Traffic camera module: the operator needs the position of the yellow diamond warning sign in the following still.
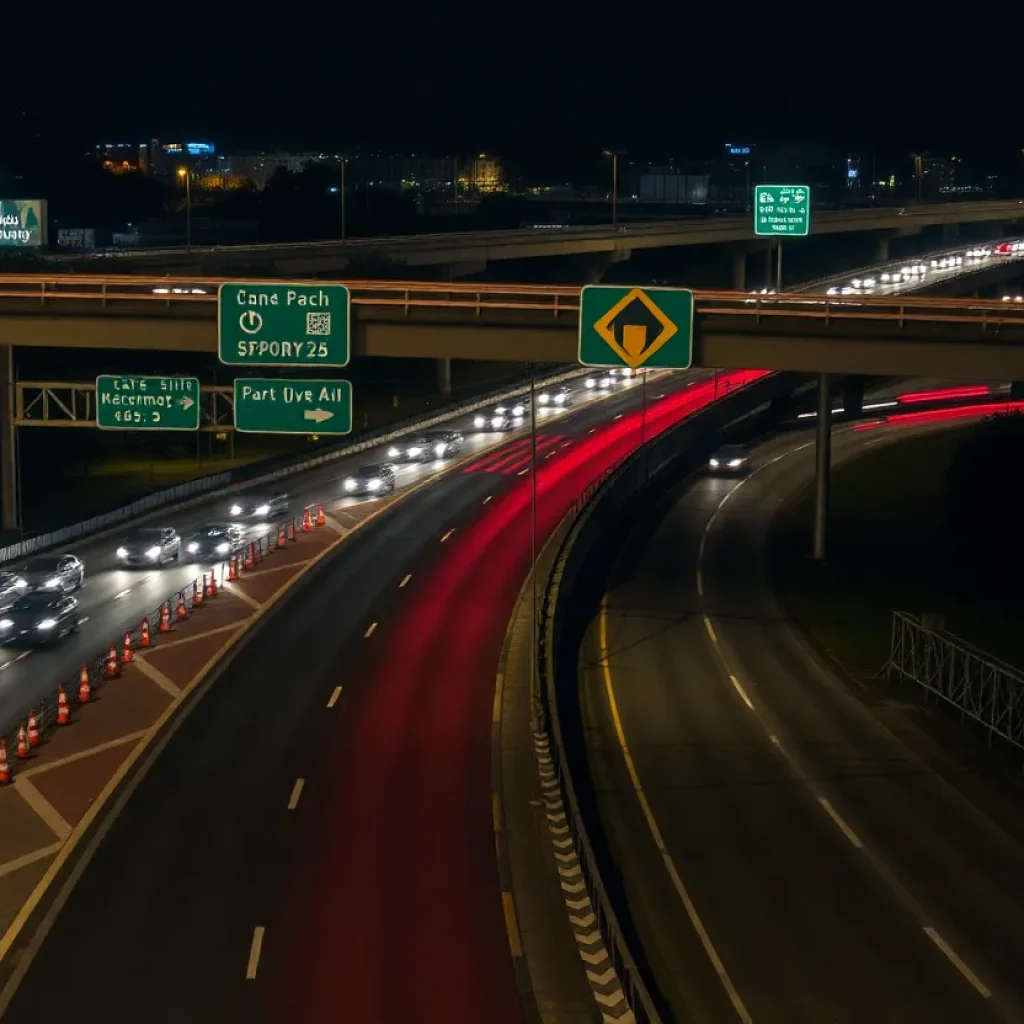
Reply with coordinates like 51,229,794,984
578,285,694,370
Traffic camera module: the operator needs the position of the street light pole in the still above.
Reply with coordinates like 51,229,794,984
612,151,619,228
340,158,347,241
177,167,192,249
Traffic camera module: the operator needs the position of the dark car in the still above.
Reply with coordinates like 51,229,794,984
18,554,84,594
537,385,573,408
228,492,289,521
0,593,80,646
343,464,397,495
708,444,751,474
185,523,245,560
116,527,182,567
421,430,463,459
385,433,454,463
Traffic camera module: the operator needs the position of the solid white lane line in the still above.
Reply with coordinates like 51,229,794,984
287,778,305,810
400,574,412,588
364,622,377,638
482,495,493,504
923,927,992,999
441,529,455,542
818,798,864,849
114,589,132,600
326,686,342,708
729,675,754,710
703,616,718,645
245,927,265,979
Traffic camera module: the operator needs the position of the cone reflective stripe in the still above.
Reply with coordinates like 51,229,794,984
176,593,188,621
122,631,133,664
227,556,239,582
302,508,313,532
0,739,11,784
206,572,218,598
244,543,255,570
193,579,204,608
106,643,120,678
277,524,286,548
157,606,170,635
57,687,70,726
287,519,297,543
316,504,326,528
78,665,91,703
27,711,39,747
15,725,29,760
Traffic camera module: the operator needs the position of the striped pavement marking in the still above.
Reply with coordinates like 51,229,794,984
463,435,569,475
531,728,635,1023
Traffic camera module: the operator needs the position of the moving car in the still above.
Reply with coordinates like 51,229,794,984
0,593,80,646
0,572,26,609
993,241,1014,256
708,444,751,474
344,464,396,495
229,493,289,520
538,385,573,407
494,398,530,418
185,523,245,560
18,554,84,593
584,372,615,391
386,432,461,462
422,430,463,458
475,409,521,431
116,527,182,567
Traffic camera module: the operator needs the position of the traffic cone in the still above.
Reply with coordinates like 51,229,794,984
206,572,218,598
287,519,297,543
193,579,204,608
121,630,133,664
26,711,39,748
316,504,326,528
78,665,91,703
244,543,255,570
277,523,286,548
156,606,169,635
227,556,239,582
0,740,11,784
15,725,29,760
57,687,70,726
302,507,313,532
105,643,120,679
176,593,188,622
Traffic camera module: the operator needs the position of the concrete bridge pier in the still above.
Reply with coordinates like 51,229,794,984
581,250,632,284
0,348,16,532
812,372,832,561
443,260,489,280
436,357,452,397
841,376,865,417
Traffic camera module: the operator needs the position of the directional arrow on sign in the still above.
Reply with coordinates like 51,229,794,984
180,397,195,411
303,408,334,424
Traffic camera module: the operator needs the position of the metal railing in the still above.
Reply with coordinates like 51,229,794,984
885,611,1024,753
4,274,1024,330
533,371,799,1022
0,366,584,568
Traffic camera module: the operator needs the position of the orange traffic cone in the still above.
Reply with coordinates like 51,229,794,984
206,572,218,598
288,519,297,542
15,725,29,760
0,739,11,784
122,631,134,664
156,607,168,636
302,507,313,532
26,711,39,748
193,579,204,608
227,556,239,582
78,665,91,703
244,543,255,570
57,687,70,726
316,504,326,528
105,643,120,678
277,523,286,548
176,593,188,622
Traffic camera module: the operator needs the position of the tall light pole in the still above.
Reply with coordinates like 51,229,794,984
177,166,192,248
340,157,347,240
603,149,622,227
910,152,927,203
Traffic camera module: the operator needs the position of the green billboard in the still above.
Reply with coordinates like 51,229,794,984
0,200,47,248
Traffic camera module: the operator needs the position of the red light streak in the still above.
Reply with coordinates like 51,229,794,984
854,401,1024,431
897,385,991,404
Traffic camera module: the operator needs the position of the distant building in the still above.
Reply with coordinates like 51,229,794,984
638,168,709,204
458,154,505,194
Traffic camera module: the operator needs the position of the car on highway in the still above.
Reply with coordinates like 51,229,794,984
494,397,530,418
422,430,463,458
229,493,289,521
344,463,396,495
474,408,523,431
584,372,616,391
116,527,182,567
0,592,80,646
0,572,26,609
707,444,751,474
538,385,573,407
18,554,84,593
992,241,1014,256
386,432,462,462
185,523,245,560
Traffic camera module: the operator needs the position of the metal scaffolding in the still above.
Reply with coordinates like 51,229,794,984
886,611,1024,752
14,381,235,431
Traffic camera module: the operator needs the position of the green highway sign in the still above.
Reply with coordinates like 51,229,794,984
753,184,811,236
233,378,353,435
95,375,201,431
218,282,351,368
578,285,694,370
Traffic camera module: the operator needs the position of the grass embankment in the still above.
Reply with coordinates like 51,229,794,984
768,421,1024,675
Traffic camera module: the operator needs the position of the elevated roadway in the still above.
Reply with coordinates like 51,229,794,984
580,415,1024,1022
27,198,1024,275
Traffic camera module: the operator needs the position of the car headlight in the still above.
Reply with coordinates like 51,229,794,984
491,416,503,428
406,446,422,457
44,577,59,588
539,394,550,404
473,416,486,428
512,405,524,416
495,406,506,414
116,547,128,559
709,458,720,467
216,542,230,555
13,578,25,589
230,504,242,515
146,546,162,560
728,459,742,468
434,443,447,456
345,478,358,490
187,542,199,554
37,619,56,630
254,504,270,517
368,479,382,491
387,446,400,458
585,378,596,388
555,393,566,404
0,619,12,629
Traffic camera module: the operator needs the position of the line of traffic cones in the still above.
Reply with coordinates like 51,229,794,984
301,507,313,533
105,642,120,679
121,631,133,664
316,504,326,528
206,571,218,599
227,556,240,582
193,578,204,609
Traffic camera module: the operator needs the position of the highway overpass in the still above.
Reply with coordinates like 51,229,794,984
1,273,1024,380
25,197,1024,278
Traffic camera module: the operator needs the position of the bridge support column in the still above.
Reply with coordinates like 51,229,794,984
581,250,631,284
841,376,864,418
1010,381,1024,401
874,235,890,263
732,250,747,291
812,372,831,562
0,348,16,533
942,223,960,245
436,357,452,397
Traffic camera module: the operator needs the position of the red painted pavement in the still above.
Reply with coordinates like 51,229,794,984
264,372,766,1023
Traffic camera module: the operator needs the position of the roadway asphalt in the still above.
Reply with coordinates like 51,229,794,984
582,421,1024,1023
0,369,631,735
0,365,723,1023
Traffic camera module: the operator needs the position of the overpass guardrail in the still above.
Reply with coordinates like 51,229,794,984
534,370,804,1022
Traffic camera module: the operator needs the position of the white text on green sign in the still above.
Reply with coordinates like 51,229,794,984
96,375,201,431
217,282,351,368
233,378,353,435
753,184,811,236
